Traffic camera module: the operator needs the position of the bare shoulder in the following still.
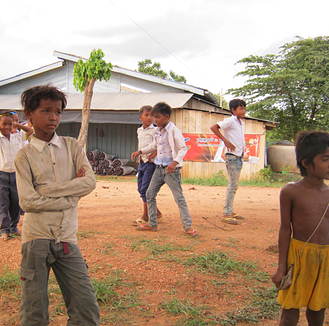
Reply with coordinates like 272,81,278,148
280,181,303,198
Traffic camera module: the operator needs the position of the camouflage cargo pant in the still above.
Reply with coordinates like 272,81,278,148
20,239,100,326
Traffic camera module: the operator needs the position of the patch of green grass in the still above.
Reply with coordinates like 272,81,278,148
0,271,20,291
184,251,269,282
183,170,298,188
161,298,207,316
96,176,136,182
92,271,140,311
183,172,227,187
218,287,280,325
131,239,192,256
161,299,215,326
77,231,104,239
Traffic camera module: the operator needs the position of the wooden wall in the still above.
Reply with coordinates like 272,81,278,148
171,106,266,180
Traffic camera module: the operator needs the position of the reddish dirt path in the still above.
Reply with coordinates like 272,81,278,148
0,181,321,325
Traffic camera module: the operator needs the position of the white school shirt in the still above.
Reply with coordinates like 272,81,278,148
154,122,174,166
217,115,245,157
0,132,25,172
137,124,156,163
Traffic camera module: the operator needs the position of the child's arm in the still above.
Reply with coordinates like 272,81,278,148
140,139,157,155
15,151,78,212
36,140,96,198
15,122,33,137
210,123,236,151
271,185,293,288
167,128,188,173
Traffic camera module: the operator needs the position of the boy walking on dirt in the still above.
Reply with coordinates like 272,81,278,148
136,102,197,236
131,105,162,225
15,86,99,326
210,99,246,225
0,112,24,240
272,131,329,326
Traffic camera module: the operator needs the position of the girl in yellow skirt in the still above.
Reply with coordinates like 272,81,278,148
272,131,329,326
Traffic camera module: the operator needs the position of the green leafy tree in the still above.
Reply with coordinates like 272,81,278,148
213,92,229,110
73,49,112,146
138,59,187,83
169,71,186,83
229,36,329,141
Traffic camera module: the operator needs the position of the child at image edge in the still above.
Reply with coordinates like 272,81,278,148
136,102,197,237
131,105,162,225
15,86,100,326
272,131,329,326
0,112,24,240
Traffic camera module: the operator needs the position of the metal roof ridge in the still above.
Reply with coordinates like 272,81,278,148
0,61,64,87
53,50,206,96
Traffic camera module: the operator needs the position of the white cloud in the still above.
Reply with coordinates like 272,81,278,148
1,0,328,98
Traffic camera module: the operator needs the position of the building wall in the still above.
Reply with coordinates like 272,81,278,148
56,122,138,159
171,108,266,180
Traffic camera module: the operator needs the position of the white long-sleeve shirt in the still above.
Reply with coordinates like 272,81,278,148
0,132,25,172
14,134,96,244
141,121,188,167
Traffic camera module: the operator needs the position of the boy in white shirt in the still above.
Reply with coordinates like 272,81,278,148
131,105,162,225
0,113,25,240
210,99,247,225
136,102,197,236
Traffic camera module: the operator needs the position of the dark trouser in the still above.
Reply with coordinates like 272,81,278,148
0,171,20,234
20,239,100,326
146,166,192,229
137,162,156,202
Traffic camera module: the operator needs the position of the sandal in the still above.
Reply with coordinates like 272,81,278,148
232,213,245,220
184,228,198,237
222,217,241,225
137,224,158,232
132,218,148,226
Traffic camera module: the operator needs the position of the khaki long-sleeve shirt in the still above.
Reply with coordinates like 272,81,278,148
14,134,96,244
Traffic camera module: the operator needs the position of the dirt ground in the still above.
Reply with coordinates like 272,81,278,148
0,180,327,325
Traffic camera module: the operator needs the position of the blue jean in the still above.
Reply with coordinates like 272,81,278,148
0,171,20,234
224,155,243,215
146,166,192,230
137,162,156,202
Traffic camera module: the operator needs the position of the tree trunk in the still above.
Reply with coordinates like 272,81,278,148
78,78,96,147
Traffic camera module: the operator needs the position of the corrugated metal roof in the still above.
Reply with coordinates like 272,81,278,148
0,61,64,87
0,50,206,97
0,92,193,110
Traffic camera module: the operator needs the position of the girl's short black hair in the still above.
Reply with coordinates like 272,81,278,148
229,99,246,113
152,102,172,117
21,85,67,113
295,131,329,176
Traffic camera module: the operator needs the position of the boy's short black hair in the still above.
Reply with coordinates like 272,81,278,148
295,131,329,176
0,113,14,121
139,105,153,115
152,102,172,116
21,85,67,114
229,99,246,113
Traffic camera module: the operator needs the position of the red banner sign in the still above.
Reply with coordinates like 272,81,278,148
183,133,261,162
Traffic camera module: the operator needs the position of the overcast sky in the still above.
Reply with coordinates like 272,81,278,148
1,0,328,99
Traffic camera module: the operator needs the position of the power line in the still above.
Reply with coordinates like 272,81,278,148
109,0,193,76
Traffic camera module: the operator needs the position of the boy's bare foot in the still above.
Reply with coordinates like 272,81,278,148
1,233,10,241
184,228,198,237
132,218,146,226
136,224,158,232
